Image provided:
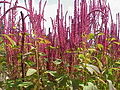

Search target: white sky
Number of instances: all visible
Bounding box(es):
[40,0,120,18]
[43,0,120,30]
[0,0,120,30]
[108,0,120,18]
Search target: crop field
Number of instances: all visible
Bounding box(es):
[0,0,120,90]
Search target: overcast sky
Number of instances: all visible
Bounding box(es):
[1,0,120,29]
[42,0,120,18]
[1,0,120,20]
[42,0,120,29]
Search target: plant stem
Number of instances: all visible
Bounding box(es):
[20,11,25,82]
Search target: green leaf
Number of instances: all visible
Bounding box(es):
[115,61,120,65]
[25,60,35,67]
[110,38,116,42]
[18,82,33,88]
[26,68,37,76]
[65,50,72,53]
[96,77,106,84]
[44,58,48,62]
[39,52,46,56]
[23,52,34,59]
[83,82,98,90]
[53,59,62,65]
[37,38,51,44]
[86,64,100,74]
[55,75,67,83]
[107,80,116,90]
[0,45,5,51]
[97,44,104,50]
[24,52,33,56]
[67,80,73,89]
[94,57,103,70]
[86,67,94,74]
[47,46,58,49]
[24,43,33,45]
[113,42,120,45]
[74,65,83,69]
[97,33,104,36]
[55,75,64,82]
[88,33,95,39]
[108,68,120,75]
[72,79,82,89]
[88,48,96,52]
[88,48,96,55]
[78,54,85,60]
[1,34,16,46]
[44,71,57,77]
[30,46,36,51]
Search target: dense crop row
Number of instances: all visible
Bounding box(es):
[0,0,120,89]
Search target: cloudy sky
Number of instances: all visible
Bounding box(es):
[42,0,120,29]
[1,0,120,29]
[1,0,120,20]
[29,0,120,31]
[42,0,120,18]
